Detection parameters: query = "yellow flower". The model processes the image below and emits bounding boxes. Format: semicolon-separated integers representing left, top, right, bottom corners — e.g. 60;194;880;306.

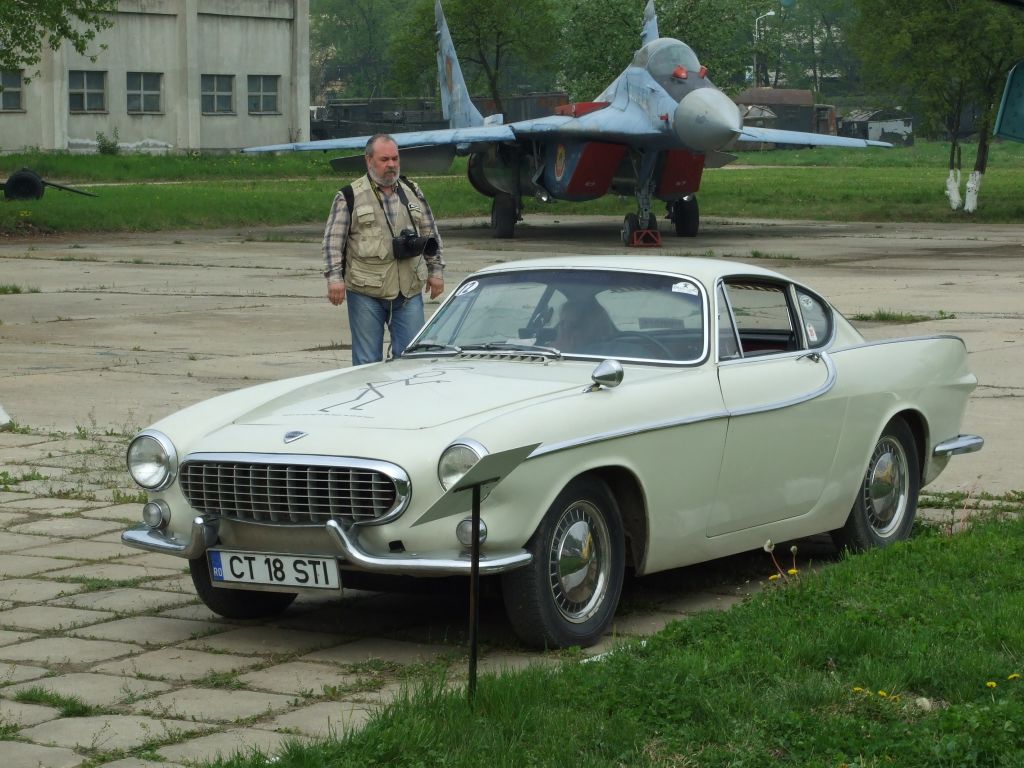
986;681;998;688
878;690;888;697
1009;674;1021;681
852;687;864;693
768;574;781;581
787;568;799;575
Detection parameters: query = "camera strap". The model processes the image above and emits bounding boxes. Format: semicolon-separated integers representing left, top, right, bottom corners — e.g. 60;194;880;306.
370;175;420;239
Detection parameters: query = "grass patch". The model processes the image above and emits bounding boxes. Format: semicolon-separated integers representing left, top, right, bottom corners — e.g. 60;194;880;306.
213;511;1024;768
851;309;956;323
3;140;1024;235
14;688;98;717
0;284;40;294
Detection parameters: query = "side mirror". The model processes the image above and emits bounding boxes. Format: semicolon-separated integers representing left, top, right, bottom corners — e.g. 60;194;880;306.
589;359;624;390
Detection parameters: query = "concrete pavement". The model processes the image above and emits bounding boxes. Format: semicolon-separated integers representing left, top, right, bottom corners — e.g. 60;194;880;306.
0;214;1022;766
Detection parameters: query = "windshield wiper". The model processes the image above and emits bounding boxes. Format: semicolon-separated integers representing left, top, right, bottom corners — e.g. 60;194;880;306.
403;341;463;354
461;341;562;358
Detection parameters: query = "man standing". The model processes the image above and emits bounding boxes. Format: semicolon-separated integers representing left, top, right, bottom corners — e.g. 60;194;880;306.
322;134;445;365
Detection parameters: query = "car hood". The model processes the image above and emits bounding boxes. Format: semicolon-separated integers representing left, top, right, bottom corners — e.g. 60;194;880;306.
228;357;588;431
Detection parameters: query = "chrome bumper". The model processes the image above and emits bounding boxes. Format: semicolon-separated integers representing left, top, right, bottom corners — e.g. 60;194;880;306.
933;434;984;457
121;515;532;576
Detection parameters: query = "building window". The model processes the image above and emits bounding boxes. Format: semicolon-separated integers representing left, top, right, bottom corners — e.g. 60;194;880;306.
127;72;162;114
1;70;23;111
247;75;279;114
201;74;234;114
69;70;106;112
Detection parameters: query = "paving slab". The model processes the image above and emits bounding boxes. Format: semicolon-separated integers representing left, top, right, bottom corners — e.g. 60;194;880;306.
0;637;142;666
130;686;295;722
0;661;50;685
3;672;173;707
3;741;85;768
10;516;123;538
48;586;196;612
48;561;184;581
180;626;343;656
19;714;211;751
263;699;373;738
0;606;115;632
0;697;60;726
0;532;60;553
81;503;144;522
236;661;362;696
156;726;295;764
0;578;85;603
301;637;455;666
0;628;37;646
92;647;261;682
19;539;129;560
68;615;225;645
0;554;77;578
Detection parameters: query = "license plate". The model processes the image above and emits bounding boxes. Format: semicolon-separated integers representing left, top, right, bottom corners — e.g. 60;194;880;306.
208;550;340;590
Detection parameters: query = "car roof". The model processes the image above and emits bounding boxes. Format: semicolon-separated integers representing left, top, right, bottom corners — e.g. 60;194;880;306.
471;256;788;286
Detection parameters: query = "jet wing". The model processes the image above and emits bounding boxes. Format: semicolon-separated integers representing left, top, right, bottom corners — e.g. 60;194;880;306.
737;126;892;148
244;124;518;154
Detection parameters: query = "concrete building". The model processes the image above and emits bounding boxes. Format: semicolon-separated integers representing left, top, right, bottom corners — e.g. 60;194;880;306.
0;0;309;153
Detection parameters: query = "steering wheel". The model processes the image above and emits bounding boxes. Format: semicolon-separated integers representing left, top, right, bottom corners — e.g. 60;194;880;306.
609;332;673;359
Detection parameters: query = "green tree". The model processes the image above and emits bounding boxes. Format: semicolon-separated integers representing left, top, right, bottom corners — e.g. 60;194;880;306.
850;0;1024;212
391;0;558;115
310;0;413;101
0;0;116;73
761;0;861;96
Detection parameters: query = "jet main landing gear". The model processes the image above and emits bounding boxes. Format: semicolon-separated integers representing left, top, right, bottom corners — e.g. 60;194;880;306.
667;196;699;237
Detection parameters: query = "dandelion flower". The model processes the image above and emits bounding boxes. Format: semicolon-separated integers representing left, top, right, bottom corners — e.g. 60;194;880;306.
986;681;998;688
790;545;798;555
852;687;864;693
878;690;888;697
787;568;799;575
763;539;775;553
1009;674;1021;681
768;574;781;581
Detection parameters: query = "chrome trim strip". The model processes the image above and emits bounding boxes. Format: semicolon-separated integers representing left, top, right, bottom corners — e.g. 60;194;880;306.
121;515;219;559
831;334;966;354
933;434;984;456
181;452;411;526
531;351;837;458
324;519;532;576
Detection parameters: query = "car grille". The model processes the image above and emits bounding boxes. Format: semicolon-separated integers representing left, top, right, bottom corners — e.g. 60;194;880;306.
178;457;405;526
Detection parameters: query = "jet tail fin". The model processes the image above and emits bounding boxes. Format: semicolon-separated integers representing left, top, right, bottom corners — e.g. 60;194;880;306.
435;0;485;128
641;0;660;45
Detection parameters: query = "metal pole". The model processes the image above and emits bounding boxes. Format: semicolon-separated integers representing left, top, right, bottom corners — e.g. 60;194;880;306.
467;482;481;702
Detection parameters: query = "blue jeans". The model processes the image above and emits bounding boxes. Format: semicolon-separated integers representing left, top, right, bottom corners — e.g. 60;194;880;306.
346;290;425;365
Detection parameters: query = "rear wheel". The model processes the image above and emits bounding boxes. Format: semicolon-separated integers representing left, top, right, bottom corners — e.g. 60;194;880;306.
189;557;297;619
502;476;625;649
491;195;517;238
671;197;699;237
832;417;920;551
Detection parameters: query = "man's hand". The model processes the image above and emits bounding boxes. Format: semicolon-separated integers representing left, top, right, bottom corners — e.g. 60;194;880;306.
426;276;444;300
328;281;347;305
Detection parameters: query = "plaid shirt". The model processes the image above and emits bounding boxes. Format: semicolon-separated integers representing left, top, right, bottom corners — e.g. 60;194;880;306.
322;176;445;283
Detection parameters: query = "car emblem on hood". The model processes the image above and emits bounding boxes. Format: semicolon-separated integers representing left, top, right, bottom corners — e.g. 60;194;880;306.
283;430;307;444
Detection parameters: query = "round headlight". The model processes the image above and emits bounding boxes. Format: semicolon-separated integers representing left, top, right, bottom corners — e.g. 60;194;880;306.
126;431;178;491
438;440;486;490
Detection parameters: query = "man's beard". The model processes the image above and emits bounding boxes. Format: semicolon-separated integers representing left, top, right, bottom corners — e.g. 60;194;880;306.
368;167;399;186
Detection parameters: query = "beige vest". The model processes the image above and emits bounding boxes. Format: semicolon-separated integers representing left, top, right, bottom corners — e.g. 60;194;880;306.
344;175;428;299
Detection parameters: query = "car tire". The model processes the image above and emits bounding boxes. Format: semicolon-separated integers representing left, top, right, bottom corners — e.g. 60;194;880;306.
832;417;920;552
501;476;625;649
188;557;297;619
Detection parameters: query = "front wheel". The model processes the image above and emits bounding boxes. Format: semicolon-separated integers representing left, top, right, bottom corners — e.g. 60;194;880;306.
502;476;625;649
189;557;297;619
832;417;920;552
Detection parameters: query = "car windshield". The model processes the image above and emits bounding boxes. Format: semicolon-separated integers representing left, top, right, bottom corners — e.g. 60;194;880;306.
411;268;707;363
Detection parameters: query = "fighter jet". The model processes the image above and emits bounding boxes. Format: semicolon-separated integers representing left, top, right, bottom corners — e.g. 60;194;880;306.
247;0;889;245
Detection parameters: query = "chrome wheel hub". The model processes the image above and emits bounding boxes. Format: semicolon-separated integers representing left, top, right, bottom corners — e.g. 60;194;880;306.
863;436;909;537
547;500;610;624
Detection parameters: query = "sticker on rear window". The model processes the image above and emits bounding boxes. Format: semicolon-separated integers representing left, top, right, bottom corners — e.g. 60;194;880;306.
671;281;698;296
455;280;479;297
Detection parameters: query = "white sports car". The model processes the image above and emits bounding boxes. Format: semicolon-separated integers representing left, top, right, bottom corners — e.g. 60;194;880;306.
123;256;982;648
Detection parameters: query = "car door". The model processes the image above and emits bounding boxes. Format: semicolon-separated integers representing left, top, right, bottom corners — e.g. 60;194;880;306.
708;279;845;537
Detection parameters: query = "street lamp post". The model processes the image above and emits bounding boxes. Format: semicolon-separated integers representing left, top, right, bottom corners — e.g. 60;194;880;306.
754;10;776;88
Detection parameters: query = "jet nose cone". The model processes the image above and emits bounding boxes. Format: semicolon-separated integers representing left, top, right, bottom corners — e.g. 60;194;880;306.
673;88;742;152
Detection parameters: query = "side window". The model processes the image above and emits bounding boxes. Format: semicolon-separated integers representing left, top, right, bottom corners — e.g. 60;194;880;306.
723;281;796;356
201;74;234;114
796;289;831;348
69;70;106;112
127;72;162;114
716;284;740;360
1;70;23;111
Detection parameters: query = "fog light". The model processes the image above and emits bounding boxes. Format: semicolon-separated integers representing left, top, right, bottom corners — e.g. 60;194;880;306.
456;517;487;547
142;500;170;529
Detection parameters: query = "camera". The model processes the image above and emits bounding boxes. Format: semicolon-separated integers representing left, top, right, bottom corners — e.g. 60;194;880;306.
392;228;439;260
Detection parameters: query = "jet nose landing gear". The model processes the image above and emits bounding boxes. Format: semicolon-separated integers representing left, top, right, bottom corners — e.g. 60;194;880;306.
621;213;662;247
